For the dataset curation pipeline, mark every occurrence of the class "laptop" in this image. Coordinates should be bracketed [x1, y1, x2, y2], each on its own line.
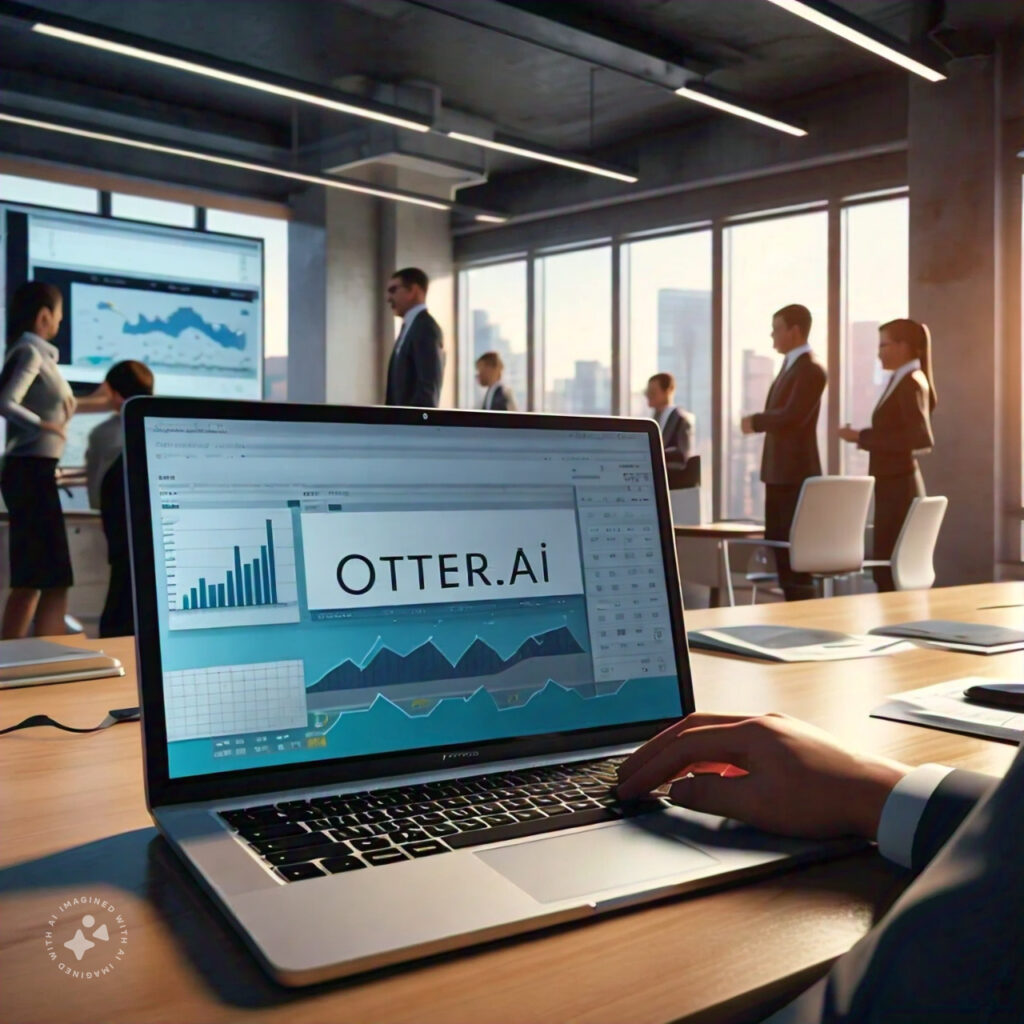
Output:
[124, 399, 846, 986]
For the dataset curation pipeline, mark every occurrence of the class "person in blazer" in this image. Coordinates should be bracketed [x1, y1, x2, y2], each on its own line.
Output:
[645, 372, 694, 468]
[741, 304, 827, 601]
[615, 709, 1013, 1023]
[475, 351, 517, 411]
[385, 267, 445, 408]
[839, 319, 936, 592]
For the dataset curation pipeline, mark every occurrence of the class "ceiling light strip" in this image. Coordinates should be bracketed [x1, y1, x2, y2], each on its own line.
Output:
[0, 111, 450, 209]
[32, 23, 433, 132]
[762, 0, 946, 82]
[673, 87, 807, 137]
[447, 132, 638, 183]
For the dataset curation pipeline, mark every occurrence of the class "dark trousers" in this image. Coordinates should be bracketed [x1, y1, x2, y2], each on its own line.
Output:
[99, 557, 134, 638]
[765, 482, 817, 602]
[873, 468, 925, 593]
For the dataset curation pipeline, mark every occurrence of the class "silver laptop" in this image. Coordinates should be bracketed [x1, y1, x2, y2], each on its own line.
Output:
[124, 399, 843, 986]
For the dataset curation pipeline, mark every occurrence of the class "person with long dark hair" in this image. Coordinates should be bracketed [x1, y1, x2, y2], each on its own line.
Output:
[839, 318, 937, 592]
[0, 281, 112, 637]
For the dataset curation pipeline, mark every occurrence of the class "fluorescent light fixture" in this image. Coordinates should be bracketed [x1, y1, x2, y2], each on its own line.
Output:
[674, 86, 807, 137]
[474, 213, 508, 224]
[447, 132, 638, 183]
[762, 0, 946, 82]
[32, 23, 433, 132]
[0, 112, 450, 210]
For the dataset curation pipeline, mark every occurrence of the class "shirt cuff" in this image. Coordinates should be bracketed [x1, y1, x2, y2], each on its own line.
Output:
[876, 763, 954, 868]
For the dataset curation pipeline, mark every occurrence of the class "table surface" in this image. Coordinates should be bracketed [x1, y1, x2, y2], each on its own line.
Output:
[2, 582, 1022, 1024]
[673, 521, 765, 538]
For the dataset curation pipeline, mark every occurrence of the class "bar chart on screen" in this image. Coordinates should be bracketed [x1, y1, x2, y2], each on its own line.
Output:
[162, 508, 300, 630]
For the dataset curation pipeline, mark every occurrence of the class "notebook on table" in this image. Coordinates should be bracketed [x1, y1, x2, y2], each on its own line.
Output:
[0, 639, 124, 688]
[868, 620, 1024, 655]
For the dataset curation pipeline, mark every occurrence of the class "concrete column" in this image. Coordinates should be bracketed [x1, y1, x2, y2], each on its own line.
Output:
[286, 188, 327, 403]
[907, 55, 1002, 584]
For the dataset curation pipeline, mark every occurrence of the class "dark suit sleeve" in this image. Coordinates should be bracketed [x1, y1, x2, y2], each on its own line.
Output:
[858, 378, 933, 454]
[408, 319, 444, 407]
[491, 386, 509, 411]
[750, 363, 826, 434]
[768, 757, 1018, 1023]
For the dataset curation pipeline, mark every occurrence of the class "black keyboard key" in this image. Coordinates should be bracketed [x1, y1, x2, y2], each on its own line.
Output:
[350, 836, 393, 853]
[455, 817, 486, 832]
[511, 809, 546, 822]
[376, 818, 415, 835]
[566, 798, 602, 811]
[253, 831, 332, 854]
[219, 809, 256, 827]
[266, 843, 345, 866]
[321, 856, 367, 873]
[425, 822, 460, 837]
[363, 847, 409, 866]
[402, 840, 449, 858]
[481, 813, 517, 827]
[235, 821, 307, 842]
[501, 799, 532, 811]
[389, 828, 427, 844]
[446, 807, 617, 850]
[302, 817, 333, 831]
[331, 825, 374, 840]
[543, 804, 572, 815]
[277, 862, 326, 882]
[469, 802, 503, 815]
[412, 812, 446, 826]
[439, 796, 471, 809]
[531, 796, 562, 808]
[446, 806, 480, 821]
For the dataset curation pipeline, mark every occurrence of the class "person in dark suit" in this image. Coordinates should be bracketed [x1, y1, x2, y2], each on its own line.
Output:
[840, 319, 936, 593]
[475, 351, 517, 411]
[384, 267, 445, 408]
[644, 372, 694, 468]
[616, 709, 1013, 1023]
[741, 304, 827, 602]
[84, 360, 155, 637]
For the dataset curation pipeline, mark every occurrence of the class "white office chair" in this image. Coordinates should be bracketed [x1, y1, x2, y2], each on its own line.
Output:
[722, 476, 875, 606]
[863, 495, 948, 591]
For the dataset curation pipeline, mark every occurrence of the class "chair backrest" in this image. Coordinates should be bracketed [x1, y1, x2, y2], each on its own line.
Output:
[788, 476, 875, 574]
[669, 487, 702, 525]
[890, 496, 948, 591]
[667, 455, 700, 490]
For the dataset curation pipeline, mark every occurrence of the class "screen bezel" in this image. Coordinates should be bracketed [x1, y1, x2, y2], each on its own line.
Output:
[124, 398, 695, 809]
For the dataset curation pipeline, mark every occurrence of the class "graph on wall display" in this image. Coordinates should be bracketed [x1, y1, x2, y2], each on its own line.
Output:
[69, 281, 259, 381]
[163, 509, 299, 630]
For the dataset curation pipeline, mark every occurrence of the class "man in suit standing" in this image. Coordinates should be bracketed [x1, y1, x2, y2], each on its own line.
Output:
[385, 267, 445, 407]
[645, 372, 694, 468]
[741, 304, 827, 601]
[616, 709, 1016, 1022]
[475, 351, 517, 411]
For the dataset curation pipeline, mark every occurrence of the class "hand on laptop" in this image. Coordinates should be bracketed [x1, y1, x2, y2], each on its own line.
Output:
[616, 712, 909, 840]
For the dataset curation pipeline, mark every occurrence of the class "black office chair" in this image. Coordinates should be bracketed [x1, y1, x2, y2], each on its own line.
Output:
[666, 454, 700, 490]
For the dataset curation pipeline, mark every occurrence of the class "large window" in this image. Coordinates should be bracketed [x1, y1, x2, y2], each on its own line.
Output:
[624, 232, 712, 484]
[536, 246, 612, 414]
[722, 210, 829, 520]
[458, 260, 527, 409]
[0, 173, 98, 213]
[840, 196, 909, 477]
[111, 192, 196, 227]
[205, 209, 289, 400]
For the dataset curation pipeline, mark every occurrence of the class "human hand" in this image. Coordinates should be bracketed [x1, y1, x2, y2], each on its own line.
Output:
[838, 424, 861, 443]
[740, 416, 755, 435]
[616, 712, 909, 840]
[39, 420, 67, 440]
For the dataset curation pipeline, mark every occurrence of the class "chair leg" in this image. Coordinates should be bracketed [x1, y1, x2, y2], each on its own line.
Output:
[750, 583, 757, 605]
[822, 577, 835, 599]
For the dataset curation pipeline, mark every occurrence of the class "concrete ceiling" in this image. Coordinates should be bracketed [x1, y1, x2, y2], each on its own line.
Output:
[0, 0, 1019, 217]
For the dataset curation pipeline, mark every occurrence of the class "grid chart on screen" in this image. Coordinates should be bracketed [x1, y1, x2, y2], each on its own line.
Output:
[164, 659, 308, 742]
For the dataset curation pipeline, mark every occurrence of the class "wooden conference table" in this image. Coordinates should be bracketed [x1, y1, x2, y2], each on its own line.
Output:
[674, 522, 765, 605]
[2, 582, 1022, 1024]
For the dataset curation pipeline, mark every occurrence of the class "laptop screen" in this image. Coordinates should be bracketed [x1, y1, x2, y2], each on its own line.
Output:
[140, 416, 684, 779]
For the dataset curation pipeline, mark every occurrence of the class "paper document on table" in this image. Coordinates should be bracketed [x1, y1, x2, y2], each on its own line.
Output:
[687, 625, 912, 662]
[871, 677, 1024, 742]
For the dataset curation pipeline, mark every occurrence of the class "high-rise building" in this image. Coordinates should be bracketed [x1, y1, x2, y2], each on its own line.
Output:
[655, 289, 712, 416]
[470, 308, 527, 407]
[729, 349, 775, 519]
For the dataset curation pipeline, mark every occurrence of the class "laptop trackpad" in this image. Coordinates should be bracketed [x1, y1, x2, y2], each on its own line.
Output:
[476, 820, 717, 904]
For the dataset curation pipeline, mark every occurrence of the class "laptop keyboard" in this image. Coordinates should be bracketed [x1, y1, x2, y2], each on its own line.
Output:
[217, 756, 661, 882]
